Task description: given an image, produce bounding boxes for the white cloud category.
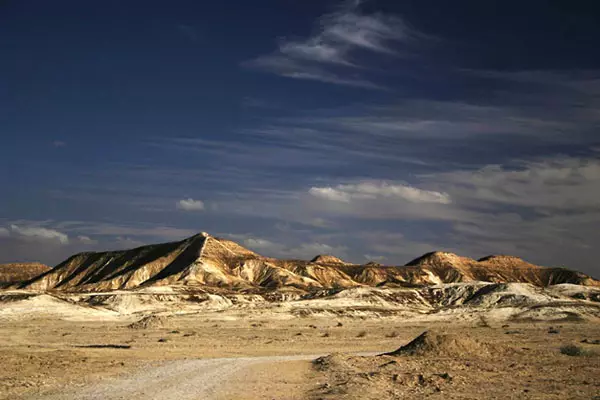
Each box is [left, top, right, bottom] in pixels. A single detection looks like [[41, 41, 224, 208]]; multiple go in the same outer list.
[[309, 187, 352, 202], [52, 140, 66, 147], [244, 1, 416, 88], [0, 227, 9, 238], [9, 224, 69, 244], [310, 181, 451, 204], [176, 198, 205, 211]]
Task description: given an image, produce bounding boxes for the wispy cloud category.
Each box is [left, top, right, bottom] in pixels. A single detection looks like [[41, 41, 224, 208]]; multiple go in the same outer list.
[[9, 224, 69, 244], [424, 154, 600, 211], [244, 1, 417, 88], [310, 181, 451, 204]]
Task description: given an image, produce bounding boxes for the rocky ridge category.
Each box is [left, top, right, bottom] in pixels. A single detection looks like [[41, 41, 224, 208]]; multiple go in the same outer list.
[[0, 263, 51, 288], [15, 232, 599, 293]]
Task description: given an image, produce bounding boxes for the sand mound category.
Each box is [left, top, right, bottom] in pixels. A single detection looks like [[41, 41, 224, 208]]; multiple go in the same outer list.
[[128, 314, 169, 329], [384, 331, 492, 357]]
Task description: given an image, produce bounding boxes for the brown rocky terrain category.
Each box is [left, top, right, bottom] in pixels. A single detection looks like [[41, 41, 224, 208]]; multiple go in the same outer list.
[[18, 232, 599, 293], [0, 263, 50, 288]]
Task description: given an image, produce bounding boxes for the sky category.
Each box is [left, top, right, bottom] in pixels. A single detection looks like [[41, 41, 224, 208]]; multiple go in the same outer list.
[[1, 0, 599, 275]]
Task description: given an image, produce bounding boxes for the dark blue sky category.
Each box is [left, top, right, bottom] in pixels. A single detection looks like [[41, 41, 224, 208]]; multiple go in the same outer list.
[[1, 0, 599, 275]]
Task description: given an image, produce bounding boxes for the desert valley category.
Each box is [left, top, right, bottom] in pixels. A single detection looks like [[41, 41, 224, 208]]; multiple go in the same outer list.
[[1, 232, 599, 399]]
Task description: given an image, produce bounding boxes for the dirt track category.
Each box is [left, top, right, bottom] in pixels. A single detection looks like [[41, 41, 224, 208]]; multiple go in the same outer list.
[[34, 355, 320, 400]]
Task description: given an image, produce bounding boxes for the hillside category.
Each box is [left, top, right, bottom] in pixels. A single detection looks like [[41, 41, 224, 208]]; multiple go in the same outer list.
[[18, 232, 599, 292], [0, 263, 51, 288]]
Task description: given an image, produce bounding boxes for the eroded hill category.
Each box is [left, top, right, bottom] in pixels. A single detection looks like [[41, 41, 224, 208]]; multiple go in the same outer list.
[[0, 263, 51, 288], [18, 232, 599, 292]]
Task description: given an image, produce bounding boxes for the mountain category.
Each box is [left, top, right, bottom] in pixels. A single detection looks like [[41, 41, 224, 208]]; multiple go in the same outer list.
[[0, 263, 51, 288], [18, 232, 599, 292]]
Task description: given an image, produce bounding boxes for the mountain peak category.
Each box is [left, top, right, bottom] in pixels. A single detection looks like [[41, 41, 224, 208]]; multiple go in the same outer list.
[[193, 231, 211, 238], [477, 254, 538, 268], [310, 254, 348, 265], [406, 251, 469, 267]]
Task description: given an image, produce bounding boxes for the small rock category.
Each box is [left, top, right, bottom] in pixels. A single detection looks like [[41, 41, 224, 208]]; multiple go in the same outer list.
[[581, 339, 600, 345]]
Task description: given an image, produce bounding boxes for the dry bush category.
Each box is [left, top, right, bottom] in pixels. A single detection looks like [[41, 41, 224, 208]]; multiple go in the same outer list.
[[560, 344, 586, 356]]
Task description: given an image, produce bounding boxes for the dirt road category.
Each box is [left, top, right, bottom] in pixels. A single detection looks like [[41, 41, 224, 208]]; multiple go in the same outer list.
[[32, 354, 322, 400]]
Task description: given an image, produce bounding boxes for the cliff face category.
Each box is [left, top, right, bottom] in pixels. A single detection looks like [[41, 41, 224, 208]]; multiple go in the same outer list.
[[0, 263, 51, 287], [19, 233, 599, 292]]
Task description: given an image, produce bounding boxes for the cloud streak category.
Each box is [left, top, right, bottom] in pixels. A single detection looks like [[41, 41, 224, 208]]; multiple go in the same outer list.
[[310, 181, 451, 204], [9, 224, 69, 244], [244, 1, 416, 88]]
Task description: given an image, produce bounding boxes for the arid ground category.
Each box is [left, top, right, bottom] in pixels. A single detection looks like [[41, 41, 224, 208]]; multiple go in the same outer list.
[[1, 312, 599, 400]]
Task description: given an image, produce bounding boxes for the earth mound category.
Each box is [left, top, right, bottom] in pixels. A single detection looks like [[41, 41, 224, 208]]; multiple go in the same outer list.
[[127, 315, 169, 329], [384, 331, 493, 357]]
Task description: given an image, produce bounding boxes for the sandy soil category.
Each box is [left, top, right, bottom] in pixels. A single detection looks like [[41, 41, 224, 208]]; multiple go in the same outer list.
[[1, 312, 599, 400]]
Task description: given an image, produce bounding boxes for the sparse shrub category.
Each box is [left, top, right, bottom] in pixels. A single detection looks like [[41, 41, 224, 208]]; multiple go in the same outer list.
[[560, 344, 586, 356], [322, 332, 330, 337], [357, 330, 367, 338], [386, 331, 399, 338], [336, 322, 343, 327]]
